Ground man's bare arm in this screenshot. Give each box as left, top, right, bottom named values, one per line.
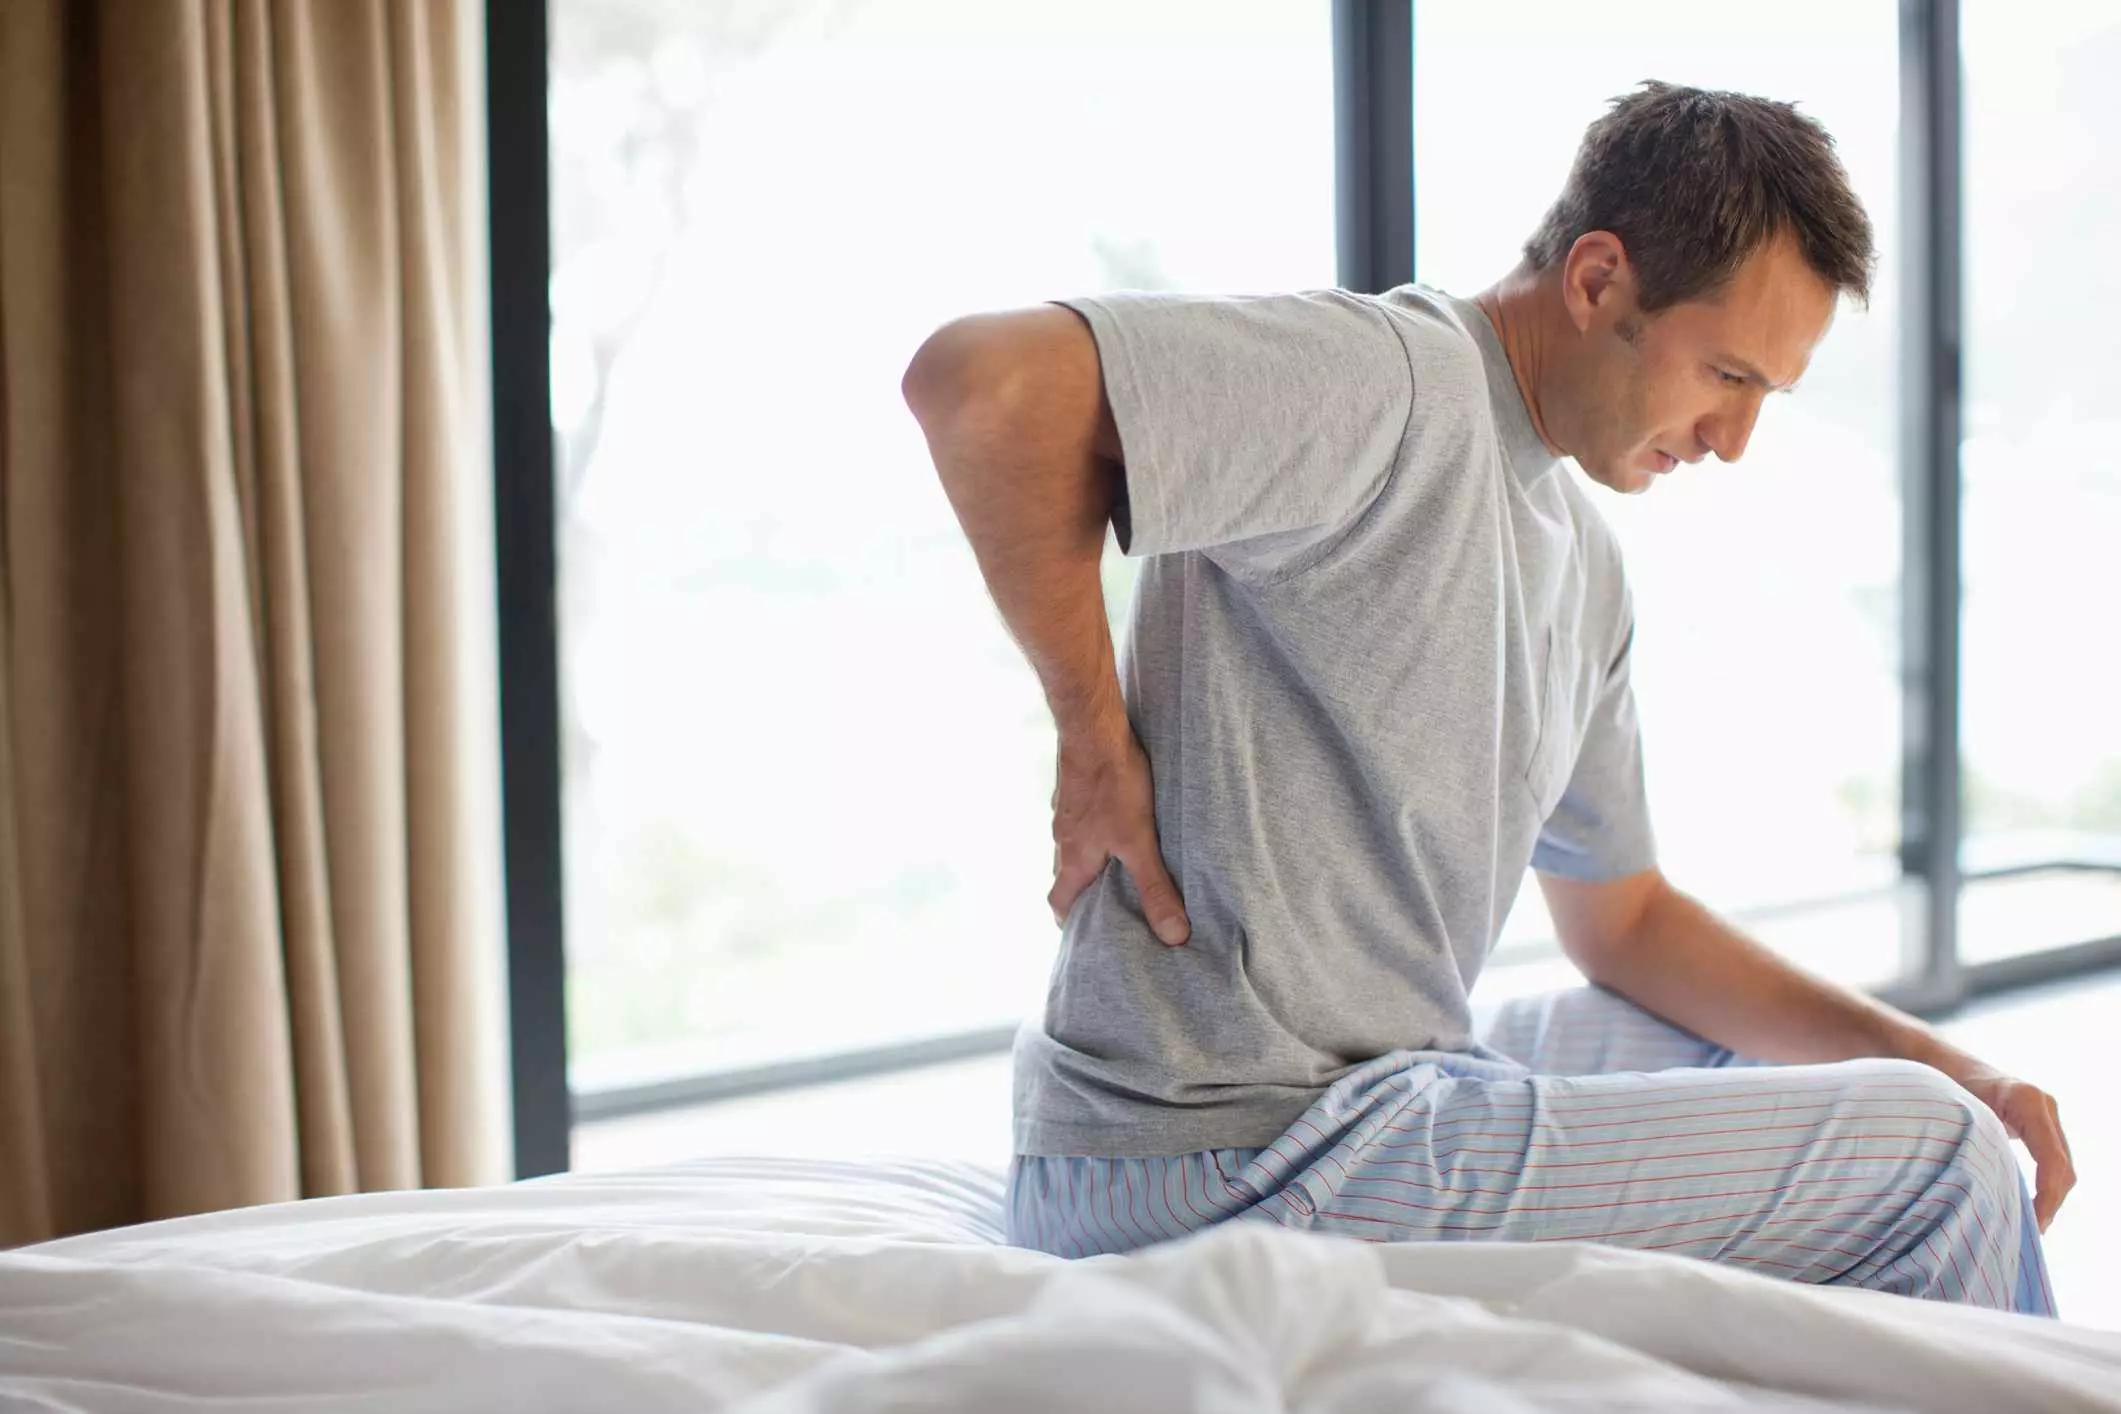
left=902, top=307, right=1190, bottom=943
left=902, top=308, right=1126, bottom=738
left=1541, top=868, right=2076, bottom=1230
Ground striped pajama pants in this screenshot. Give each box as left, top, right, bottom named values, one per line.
left=1007, top=984, right=2057, bottom=1317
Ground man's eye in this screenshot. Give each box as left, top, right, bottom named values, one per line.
left=1716, top=369, right=1746, bottom=386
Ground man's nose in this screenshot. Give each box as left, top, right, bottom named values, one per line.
left=1701, top=399, right=1763, bottom=464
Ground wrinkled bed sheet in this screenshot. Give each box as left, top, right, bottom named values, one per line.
left=4, top=1156, right=2118, bottom=1412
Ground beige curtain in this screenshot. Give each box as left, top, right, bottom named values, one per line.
left=0, top=0, right=506, bottom=1245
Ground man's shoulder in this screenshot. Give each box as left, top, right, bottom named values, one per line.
left=1362, top=284, right=1491, bottom=387
left=1059, top=284, right=1483, bottom=384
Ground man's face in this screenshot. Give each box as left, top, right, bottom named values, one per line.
left=1562, top=231, right=1839, bottom=494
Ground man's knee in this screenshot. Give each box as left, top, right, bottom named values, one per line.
left=1836, top=1058, right=2017, bottom=1202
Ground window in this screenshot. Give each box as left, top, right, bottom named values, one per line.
left=499, top=2, right=2121, bottom=1168
left=1414, top=1, right=1906, bottom=987
left=1959, top=3, right=2121, bottom=962
left=549, top=0, right=1336, bottom=1094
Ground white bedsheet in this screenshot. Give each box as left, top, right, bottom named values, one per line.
left=3, top=1156, right=2118, bottom=1412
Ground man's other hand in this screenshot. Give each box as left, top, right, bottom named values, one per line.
left=1952, top=1064, right=2077, bottom=1234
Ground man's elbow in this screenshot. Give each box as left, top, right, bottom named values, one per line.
left=1544, top=867, right=1669, bottom=981
left=902, top=317, right=998, bottom=437
left=900, top=323, right=955, bottom=430
left=905, top=309, right=1081, bottom=433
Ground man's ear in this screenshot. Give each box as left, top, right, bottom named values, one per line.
left=1560, top=230, right=1634, bottom=334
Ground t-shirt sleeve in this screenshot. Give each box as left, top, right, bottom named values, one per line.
left=1531, top=606, right=1658, bottom=882
left=1056, top=289, right=1414, bottom=577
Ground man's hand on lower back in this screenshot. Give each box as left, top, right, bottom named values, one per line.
left=1049, top=721, right=1190, bottom=945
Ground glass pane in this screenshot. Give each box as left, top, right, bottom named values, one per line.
left=1417, top=2, right=1904, bottom=989
left=1961, top=5, right=2121, bottom=961
left=550, top=0, right=1335, bottom=1090
left=1960, top=871, right=2121, bottom=967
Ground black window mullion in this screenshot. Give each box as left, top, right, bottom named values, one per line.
left=488, top=0, right=572, bottom=1178
left=1334, top=0, right=1415, bottom=294
left=1896, top=0, right=1965, bottom=1008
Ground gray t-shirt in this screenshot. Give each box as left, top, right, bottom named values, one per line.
left=1012, top=284, right=1656, bottom=1158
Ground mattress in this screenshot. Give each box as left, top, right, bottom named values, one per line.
left=3, top=1155, right=2118, bottom=1412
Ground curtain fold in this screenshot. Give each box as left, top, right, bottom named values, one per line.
left=0, top=0, right=504, bottom=1246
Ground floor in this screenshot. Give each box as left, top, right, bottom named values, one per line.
left=573, top=964, right=2121, bottom=1330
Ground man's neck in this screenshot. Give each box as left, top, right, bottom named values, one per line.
left=1473, top=268, right=1566, bottom=458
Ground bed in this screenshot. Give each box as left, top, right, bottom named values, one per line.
left=3, top=1155, right=2118, bottom=1412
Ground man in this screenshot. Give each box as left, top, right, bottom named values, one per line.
left=902, top=83, right=2072, bottom=1315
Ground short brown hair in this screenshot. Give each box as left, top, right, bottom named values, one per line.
left=1523, top=82, right=1876, bottom=313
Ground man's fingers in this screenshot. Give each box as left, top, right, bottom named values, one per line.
left=1048, top=851, right=1105, bottom=927
left=2035, top=1164, right=2071, bottom=1233
left=2022, top=1100, right=2076, bottom=1232
left=1120, top=839, right=1190, bottom=946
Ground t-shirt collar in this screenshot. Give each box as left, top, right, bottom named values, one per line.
left=1442, top=289, right=1564, bottom=488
